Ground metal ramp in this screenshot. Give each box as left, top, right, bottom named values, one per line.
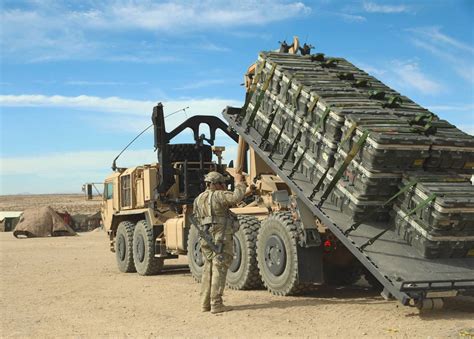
left=223, top=109, right=474, bottom=306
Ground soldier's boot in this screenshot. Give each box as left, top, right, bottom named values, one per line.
left=200, top=259, right=212, bottom=312
left=210, top=305, right=233, bottom=314
left=210, top=262, right=230, bottom=314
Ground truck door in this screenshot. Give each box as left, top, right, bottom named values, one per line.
left=101, top=180, right=115, bottom=231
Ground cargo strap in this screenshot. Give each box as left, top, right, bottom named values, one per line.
left=408, top=112, right=437, bottom=135
left=339, top=122, right=358, bottom=149
left=246, top=64, right=277, bottom=128
left=306, top=108, right=341, bottom=199
left=359, top=193, right=437, bottom=251
left=238, top=60, right=266, bottom=122
left=312, top=107, right=330, bottom=137
left=289, top=145, right=308, bottom=178
left=309, top=167, right=330, bottom=200
left=316, top=130, right=369, bottom=207
left=337, top=72, right=355, bottom=81
left=279, top=131, right=302, bottom=170
left=269, top=119, right=288, bottom=159
left=369, top=90, right=386, bottom=100
left=344, top=180, right=418, bottom=236
left=382, top=95, right=402, bottom=108
left=353, top=79, right=369, bottom=88
left=287, top=107, right=330, bottom=182
left=307, top=95, right=319, bottom=116
left=292, top=84, right=303, bottom=109
left=259, top=107, right=279, bottom=148
left=411, top=112, right=434, bottom=125
left=311, top=53, right=325, bottom=62
left=322, top=59, right=337, bottom=68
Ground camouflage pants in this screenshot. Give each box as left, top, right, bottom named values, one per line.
left=200, top=227, right=233, bottom=310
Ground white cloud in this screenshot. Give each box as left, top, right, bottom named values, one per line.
left=408, top=27, right=474, bottom=84
left=196, top=42, right=231, bottom=52
left=174, top=79, right=229, bottom=90
left=0, top=94, right=242, bottom=133
left=1, top=1, right=311, bottom=62
left=0, top=142, right=239, bottom=194
left=1, top=150, right=153, bottom=176
left=337, top=13, right=366, bottom=23
left=363, top=2, right=410, bottom=14
left=409, top=27, right=474, bottom=54
left=426, top=104, right=474, bottom=112
left=354, top=58, right=444, bottom=96
left=458, top=125, right=474, bottom=136
left=390, top=60, right=442, bottom=94
left=0, top=94, right=241, bottom=116
left=0, top=150, right=154, bottom=194
left=352, top=61, right=387, bottom=76
left=65, top=81, right=148, bottom=86
left=0, top=94, right=154, bottom=114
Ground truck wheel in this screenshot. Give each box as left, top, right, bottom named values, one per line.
left=226, top=215, right=263, bottom=290
left=115, top=221, right=136, bottom=273
left=257, top=212, right=311, bottom=295
left=187, top=225, right=204, bottom=282
left=133, top=220, right=163, bottom=275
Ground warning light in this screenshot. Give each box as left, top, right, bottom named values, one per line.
left=324, top=240, right=332, bottom=252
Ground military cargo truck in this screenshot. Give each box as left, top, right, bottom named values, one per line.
left=102, top=39, right=474, bottom=309
left=102, top=101, right=362, bottom=293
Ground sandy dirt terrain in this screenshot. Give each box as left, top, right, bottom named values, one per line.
left=1, top=229, right=473, bottom=338
left=0, top=194, right=102, bottom=215
left=1, top=195, right=473, bottom=337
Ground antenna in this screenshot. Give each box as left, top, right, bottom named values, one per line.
left=111, top=106, right=190, bottom=171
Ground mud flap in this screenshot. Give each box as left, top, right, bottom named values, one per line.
left=297, top=244, right=324, bottom=284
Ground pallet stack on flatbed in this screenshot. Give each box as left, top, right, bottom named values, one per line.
left=239, top=50, right=474, bottom=258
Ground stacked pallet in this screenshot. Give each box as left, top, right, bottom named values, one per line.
left=393, top=173, right=474, bottom=258
left=241, top=50, right=474, bottom=258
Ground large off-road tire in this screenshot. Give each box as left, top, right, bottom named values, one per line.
left=187, top=225, right=204, bottom=283
left=257, top=212, right=312, bottom=296
left=168, top=144, right=212, bottom=162
left=133, top=220, right=163, bottom=276
left=115, top=221, right=136, bottom=273
left=226, top=215, right=263, bottom=290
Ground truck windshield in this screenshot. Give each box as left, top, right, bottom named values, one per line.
left=104, top=182, right=113, bottom=200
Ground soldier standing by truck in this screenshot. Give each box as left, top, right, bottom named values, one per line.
left=193, top=171, right=247, bottom=314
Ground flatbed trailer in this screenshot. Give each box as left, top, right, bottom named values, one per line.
left=223, top=108, right=474, bottom=309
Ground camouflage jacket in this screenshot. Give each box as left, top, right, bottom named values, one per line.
left=193, top=182, right=246, bottom=233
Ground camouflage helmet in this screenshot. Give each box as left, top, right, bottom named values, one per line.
left=204, top=171, right=225, bottom=184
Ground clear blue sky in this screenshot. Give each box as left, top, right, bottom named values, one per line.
left=1, top=0, right=473, bottom=194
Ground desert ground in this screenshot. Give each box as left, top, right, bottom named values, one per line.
left=0, top=194, right=102, bottom=215
left=1, top=195, right=473, bottom=337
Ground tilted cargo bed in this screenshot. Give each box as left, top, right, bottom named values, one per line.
left=223, top=109, right=474, bottom=306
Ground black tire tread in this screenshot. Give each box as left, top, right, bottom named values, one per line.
left=257, top=212, right=313, bottom=296
left=227, top=215, right=263, bottom=290
left=115, top=221, right=136, bottom=273
left=187, top=225, right=203, bottom=283
left=133, top=220, right=163, bottom=276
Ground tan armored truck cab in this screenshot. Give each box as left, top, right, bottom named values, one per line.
left=102, top=101, right=363, bottom=296
left=101, top=102, right=240, bottom=276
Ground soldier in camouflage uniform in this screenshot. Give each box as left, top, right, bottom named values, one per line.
left=193, top=171, right=247, bottom=314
